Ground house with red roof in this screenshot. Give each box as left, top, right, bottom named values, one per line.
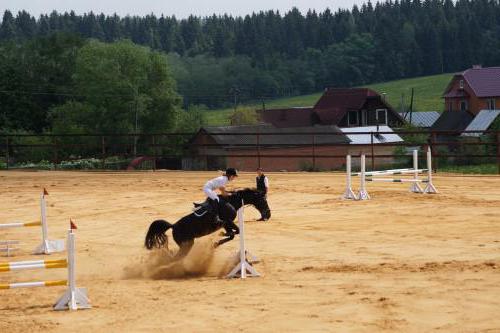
left=260, top=88, right=404, bottom=128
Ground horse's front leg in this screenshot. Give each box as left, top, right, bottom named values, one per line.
left=218, top=221, right=239, bottom=237
left=215, top=232, right=235, bottom=247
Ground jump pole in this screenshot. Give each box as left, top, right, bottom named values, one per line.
left=342, top=155, right=357, bottom=200
left=409, top=149, right=424, bottom=193
left=423, top=147, right=438, bottom=194
left=226, top=201, right=260, bottom=279
left=357, top=154, right=370, bottom=200
left=0, top=229, right=91, bottom=311
left=0, top=189, right=65, bottom=255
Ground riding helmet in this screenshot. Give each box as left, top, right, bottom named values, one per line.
left=225, top=168, right=238, bottom=177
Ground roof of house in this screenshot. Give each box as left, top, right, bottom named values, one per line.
left=312, top=88, right=380, bottom=124
left=431, top=110, right=474, bottom=132
left=258, top=107, right=313, bottom=128
left=340, top=126, right=404, bottom=144
left=463, top=67, right=500, bottom=97
left=312, top=88, right=404, bottom=125
left=398, top=111, right=441, bottom=128
left=445, top=67, right=500, bottom=98
left=462, top=109, right=500, bottom=136
left=198, top=124, right=350, bottom=147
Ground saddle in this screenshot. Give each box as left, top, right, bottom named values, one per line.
left=192, top=199, right=215, bottom=218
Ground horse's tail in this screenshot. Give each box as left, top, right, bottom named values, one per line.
left=145, top=219, right=173, bottom=250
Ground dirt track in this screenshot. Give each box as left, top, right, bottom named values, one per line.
left=1, top=171, right=499, bottom=332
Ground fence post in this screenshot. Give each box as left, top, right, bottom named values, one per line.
left=431, top=132, right=438, bottom=173
left=497, top=132, right=500, bottom=175
left=101, top=136, right=106, bottom=170
left=312, top=134, right=316, bottom=170
left=257, top=133, right=261, bottom=169
left=53, top=136, right=58, bottom=170
left=152, top=135, right=156, bottom=172
left=5, top=136, right=9, bottom=170
left=370, top=132, right=375, bottom=171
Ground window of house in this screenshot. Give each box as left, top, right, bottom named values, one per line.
left=448, top=101, right=453, bottom=112
left=348, top=110, right=359, bottom=126
left=487, top=98, right=496, bottom=110
left=460, top=100, right=468, bottom=112
left=376, top=109, right=388, bottom=125
left=459, top=80, right=464, bottom=89
left=361, top=109, right=367, bottom=126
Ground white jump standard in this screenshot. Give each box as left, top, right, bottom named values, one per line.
left=0, top=229, right=91, bottom=311
left=0, top=189, right=64, bottom=254
left=226, top=202, right=260, bottom=279
left=342, top=147, right=438, bottom=200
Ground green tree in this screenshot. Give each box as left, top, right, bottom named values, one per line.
left=50, top=40, right=181, bottom=134
left=230, top=107, right=259, bottom=125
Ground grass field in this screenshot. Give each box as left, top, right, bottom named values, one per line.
left=204, top=73, right=453, bottom=125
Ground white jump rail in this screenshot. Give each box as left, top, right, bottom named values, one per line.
left=226, top=201, right=260, bottom=279
left=0, top=229, right=91, bottom=311
left=0, top=189, right=64, bottom=255
left=0, top=240, right=19, bottom=257
left=343, top=147, right=438, bottom=200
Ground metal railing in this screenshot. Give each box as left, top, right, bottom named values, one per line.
left=1, top=130, right=499, bottom=173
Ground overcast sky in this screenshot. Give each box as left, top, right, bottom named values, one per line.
left=1, top=0, right=364, bottom=18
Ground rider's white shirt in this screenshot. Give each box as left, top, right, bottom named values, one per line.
left=203, top=175, right=228, bottom=200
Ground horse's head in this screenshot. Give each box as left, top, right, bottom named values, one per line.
left=235, top=188, right=271, bottom=220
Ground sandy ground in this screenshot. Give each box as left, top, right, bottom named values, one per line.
left=0, top=170, right=499, bottom=333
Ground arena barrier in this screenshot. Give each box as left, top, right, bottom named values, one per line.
left=342, top=147, right=438, bottom=200
left=0, top=189, right=65, bottom=254
left=0, top=229, right=91, bottom=311
left=226, top=201, right=260, bottom=279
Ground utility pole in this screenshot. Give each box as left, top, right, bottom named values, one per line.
left=229, top=86, right=240, bottom=113
left=409, top=88, right=414, bottom=125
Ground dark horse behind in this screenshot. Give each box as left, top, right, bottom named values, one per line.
left=144, top=188, right=271, bottom=259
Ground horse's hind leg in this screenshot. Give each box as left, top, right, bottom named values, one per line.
left=174, top=240, right=194, bottom=260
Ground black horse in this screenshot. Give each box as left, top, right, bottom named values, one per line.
left=144, top=188, right=271, bottom=259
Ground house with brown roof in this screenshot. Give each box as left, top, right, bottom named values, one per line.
left=260, top=88, right=404, bottom=128
left=443, top=65, right=500, bottom=115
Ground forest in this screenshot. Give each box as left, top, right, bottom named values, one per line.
left=1, top=0, right=500, bottom=134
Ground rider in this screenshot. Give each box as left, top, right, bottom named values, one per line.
left=203, top=168, right=238, bottom=222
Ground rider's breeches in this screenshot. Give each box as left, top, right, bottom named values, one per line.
left=203, top=186, right=219, bottom=201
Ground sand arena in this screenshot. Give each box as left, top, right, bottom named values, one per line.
left=0, top=171, right=499, bottom=332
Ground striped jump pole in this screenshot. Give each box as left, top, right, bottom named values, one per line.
left=342, top=155, right=358, bottom=200
left=0, top=189, right=65, bottom=255
left=0, top=280, right=67, bottom=289
left=0, top=259, right=67, bottom=272
left=227, top=201, right=260, bottom=279
left=357, top=154, right=370, bottom=200
left=0, top=229, right=91, bottom=311
left=423, top=147, right=438, bottom=194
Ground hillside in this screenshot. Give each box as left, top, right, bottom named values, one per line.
left=205, top=73, right=453, bottom=126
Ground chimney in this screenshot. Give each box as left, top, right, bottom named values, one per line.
left=472, top=64, right=482, bottom=69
